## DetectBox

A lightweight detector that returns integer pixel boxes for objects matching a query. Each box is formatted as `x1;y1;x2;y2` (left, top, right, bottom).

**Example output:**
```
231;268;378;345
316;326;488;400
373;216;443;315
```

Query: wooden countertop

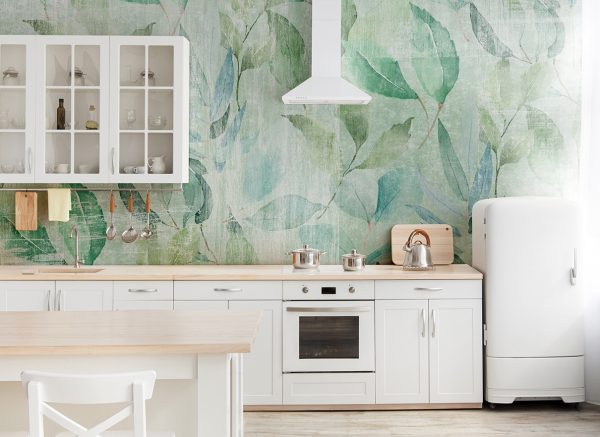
0;310;262;356
0;264;482;281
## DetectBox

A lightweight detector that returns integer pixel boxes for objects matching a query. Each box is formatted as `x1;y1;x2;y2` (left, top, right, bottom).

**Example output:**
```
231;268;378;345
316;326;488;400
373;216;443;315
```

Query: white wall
581;0;600;406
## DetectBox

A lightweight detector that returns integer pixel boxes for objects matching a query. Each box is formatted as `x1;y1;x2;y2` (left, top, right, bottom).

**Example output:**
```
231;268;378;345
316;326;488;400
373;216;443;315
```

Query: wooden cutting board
391;224;454;265
15;192;37;231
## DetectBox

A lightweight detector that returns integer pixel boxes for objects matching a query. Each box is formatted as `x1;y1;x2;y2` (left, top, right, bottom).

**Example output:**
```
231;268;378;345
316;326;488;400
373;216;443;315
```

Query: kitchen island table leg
197;354;231;437
231;353;243;437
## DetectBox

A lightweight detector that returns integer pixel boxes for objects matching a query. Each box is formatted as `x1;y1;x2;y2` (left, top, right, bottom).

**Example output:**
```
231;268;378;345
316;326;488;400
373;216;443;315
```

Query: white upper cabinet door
56;281;113;311
229;300;283;405
0;35;36;183
109;36;189;183
0;281;55;311
376;300;429;404
35;36;110;183
429;299;483;404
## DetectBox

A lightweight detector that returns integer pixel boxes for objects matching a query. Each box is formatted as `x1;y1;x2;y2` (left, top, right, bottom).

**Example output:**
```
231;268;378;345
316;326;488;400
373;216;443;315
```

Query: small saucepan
287;244;326;269
342;249;366;271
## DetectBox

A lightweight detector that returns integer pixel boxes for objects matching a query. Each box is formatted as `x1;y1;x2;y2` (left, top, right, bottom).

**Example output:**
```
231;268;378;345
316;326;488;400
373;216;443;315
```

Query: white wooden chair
20;370;174;437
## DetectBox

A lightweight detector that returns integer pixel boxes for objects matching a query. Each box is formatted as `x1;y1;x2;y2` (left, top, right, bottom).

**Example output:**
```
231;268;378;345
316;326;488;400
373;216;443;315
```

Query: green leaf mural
357;118;413;170
468;144;494;214
216;103;246;171
247;195;323;231
340;106;369;149
211;49;235;122
0;212;57;263
284;115;337;172
131;22;156;36
342;0;358;42
22;19;61;35
373;167;423;223
469;4;514;59
225;219;258;264
438;120;469;201
526;106;567;182
183;159;213;227
479;107;501;153
534;0;565;58
410;3;459;104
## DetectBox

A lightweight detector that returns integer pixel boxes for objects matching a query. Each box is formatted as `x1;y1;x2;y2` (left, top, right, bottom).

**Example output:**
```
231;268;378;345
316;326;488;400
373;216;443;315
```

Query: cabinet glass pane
74;133;99;174
119;133;145;173
299;316;360;359
148;90;172;130
1;44;26;86
120;45;145;87
148;46;173;87
148;133;173;175
74;45;100;87
0;89;25;129
120;90;145;130
74;89;100;130
0;133;25;174
46;133;71;174
46;89;71;130
46;45;71;86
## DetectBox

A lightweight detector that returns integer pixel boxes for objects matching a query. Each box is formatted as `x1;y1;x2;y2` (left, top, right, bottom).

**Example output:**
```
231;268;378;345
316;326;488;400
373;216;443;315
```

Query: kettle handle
405;229;431;247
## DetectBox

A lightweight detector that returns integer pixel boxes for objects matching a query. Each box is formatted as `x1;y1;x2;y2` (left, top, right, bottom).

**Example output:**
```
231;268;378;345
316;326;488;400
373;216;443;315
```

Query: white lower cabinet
376;300;429;404
0;281;55;311
283;373;375;405
56;281;113;311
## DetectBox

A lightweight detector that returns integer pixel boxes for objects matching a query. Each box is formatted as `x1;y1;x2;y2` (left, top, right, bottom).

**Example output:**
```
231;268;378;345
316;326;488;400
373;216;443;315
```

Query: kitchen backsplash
0;0;581;265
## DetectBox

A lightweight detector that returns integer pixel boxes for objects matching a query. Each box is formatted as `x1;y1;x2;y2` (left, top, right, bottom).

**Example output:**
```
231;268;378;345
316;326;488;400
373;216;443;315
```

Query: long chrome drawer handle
414;287;444;291
128;288;159;293
214;288;243;292
286;307;371;313
421;308;426;337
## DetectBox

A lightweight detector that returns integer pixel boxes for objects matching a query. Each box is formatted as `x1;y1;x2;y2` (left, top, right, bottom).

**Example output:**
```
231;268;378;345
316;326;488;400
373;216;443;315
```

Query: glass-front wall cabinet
0;36;35;182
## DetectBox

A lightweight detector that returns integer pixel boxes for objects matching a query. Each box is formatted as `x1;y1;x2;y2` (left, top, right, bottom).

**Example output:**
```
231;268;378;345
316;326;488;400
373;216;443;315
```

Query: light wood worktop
0;310;261;355
0;264;482;281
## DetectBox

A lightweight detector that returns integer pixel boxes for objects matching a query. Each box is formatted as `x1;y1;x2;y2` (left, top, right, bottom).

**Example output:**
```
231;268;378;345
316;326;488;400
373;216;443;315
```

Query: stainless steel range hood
282;0;372;105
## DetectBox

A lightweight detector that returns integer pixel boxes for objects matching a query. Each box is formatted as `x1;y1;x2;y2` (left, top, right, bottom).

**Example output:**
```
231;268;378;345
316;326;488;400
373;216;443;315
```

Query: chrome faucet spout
70;225;83;268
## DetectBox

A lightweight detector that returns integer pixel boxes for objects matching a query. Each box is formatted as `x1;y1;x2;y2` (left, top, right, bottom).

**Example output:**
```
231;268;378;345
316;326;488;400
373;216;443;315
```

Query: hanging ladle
106;191;117;240
140;191;153;240
121;192;139;243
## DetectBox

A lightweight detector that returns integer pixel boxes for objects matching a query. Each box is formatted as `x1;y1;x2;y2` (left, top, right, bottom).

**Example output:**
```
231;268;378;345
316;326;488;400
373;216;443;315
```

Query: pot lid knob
351;249;357;255
303;244;310;249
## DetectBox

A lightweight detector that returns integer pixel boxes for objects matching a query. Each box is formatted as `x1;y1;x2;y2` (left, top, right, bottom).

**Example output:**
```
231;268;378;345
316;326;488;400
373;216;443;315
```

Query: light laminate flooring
244;403;600;436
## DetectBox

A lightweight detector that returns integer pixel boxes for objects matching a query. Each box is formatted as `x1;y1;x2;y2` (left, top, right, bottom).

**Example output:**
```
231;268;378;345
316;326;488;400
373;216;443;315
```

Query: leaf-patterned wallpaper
0;0;581;265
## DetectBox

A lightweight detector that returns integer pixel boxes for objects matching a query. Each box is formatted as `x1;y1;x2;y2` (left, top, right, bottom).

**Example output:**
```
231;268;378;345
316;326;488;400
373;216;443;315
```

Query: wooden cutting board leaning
15;192;38;231
391;224;454;265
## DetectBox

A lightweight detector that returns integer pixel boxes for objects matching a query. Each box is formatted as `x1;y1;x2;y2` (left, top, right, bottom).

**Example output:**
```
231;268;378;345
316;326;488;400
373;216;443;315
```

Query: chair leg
133;382;147;437
27;382;44;437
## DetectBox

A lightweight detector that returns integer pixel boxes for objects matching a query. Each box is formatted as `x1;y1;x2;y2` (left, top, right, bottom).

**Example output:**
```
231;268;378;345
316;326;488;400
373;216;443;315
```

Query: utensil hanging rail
0;185;183;193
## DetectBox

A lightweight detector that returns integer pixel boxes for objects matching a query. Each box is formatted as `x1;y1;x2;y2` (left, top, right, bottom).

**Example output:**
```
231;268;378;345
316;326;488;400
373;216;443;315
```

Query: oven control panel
284;281;374;300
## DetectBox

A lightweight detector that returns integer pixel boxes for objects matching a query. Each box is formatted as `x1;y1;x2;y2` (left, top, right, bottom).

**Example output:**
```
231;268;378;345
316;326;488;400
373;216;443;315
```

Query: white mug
123;166;134;174
133;166;146;174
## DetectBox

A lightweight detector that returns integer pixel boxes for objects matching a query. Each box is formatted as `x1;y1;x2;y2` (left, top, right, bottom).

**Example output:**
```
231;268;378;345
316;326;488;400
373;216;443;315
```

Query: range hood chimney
282;0;372;105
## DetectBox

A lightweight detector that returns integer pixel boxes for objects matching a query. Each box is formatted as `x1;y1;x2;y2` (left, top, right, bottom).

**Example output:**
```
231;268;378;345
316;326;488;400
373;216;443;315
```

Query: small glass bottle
85;105;98;130
56;99;66;130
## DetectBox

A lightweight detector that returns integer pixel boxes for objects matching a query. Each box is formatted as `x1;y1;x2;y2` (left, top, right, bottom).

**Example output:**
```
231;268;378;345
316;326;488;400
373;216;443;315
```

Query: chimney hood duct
282;0;372;105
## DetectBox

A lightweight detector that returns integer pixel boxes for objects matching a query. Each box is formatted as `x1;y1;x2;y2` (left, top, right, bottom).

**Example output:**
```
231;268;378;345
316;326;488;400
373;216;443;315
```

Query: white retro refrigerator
472;197;585;404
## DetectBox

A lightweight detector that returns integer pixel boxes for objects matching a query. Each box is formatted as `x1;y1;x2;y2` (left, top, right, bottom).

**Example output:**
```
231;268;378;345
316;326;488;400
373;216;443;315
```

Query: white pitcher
148;155;166;174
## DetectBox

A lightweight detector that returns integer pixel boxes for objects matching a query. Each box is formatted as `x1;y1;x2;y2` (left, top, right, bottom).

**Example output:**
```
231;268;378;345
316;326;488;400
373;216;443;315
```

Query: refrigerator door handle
570;248;577;286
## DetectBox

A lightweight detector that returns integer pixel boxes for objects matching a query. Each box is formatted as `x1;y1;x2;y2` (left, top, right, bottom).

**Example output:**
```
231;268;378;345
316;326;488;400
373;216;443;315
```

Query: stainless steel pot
402;229;434;270
287;244;326;269
342;249;366;271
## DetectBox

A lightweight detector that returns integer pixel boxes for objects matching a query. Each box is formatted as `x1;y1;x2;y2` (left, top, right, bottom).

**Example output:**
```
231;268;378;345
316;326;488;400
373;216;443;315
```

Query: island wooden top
0;264;482;281
0;310;261;356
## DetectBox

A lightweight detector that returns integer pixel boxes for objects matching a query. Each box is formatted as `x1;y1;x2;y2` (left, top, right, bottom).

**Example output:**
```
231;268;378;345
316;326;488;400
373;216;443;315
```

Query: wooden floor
245;403;600;436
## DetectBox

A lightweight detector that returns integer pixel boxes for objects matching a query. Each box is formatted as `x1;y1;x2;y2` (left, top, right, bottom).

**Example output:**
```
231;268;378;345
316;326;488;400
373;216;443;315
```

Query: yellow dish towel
47;188;72;222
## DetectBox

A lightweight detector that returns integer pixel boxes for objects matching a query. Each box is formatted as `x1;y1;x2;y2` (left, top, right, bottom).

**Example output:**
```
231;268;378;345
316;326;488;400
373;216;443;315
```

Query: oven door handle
286;306;371;313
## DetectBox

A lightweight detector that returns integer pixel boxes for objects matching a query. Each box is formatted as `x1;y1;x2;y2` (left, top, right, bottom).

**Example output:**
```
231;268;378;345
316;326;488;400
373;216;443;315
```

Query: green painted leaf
410;3;459;104
243;150;283;201
210;49;235;122
438;120;469;201
343;46;418;100
342;0;358;41
533;0;565;58
478;107;501;153
247;195;322;231
299;224;335;253
335;175;377;222
121;0;161;4
0;215;57;263
373;167;423;223
469;3;514;59
166;229;197;265
210;105;230;139
366;243;392;265
526;106;566;182
220;12;243;56
216;103;246;171
468;144;494;213
117;184;161;224
488;59;514;111
183;159;213;227
340;106;368;149
357;118;413;170
500;135;529;167
283;115;337;172
225;219;258;264
22;19;61;35
241;41;273;73
267;11;309;90
407;204;461;237
520;62;552;105
131;22;155;36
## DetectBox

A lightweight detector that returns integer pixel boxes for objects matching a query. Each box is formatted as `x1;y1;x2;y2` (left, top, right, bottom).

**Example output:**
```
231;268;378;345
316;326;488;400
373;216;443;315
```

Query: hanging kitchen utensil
140;191;153;240
121;192;139;243
15;192;37;231
106;191;117;240
402;229;434;271
342;249;366;271
287;244;326;269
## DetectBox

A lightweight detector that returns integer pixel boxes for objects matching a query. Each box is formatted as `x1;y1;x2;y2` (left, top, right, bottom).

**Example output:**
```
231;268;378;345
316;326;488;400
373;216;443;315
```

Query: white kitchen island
0;310;261;436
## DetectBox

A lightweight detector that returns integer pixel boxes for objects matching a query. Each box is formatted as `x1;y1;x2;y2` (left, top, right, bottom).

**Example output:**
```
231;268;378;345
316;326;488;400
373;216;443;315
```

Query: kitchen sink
36;267;105;274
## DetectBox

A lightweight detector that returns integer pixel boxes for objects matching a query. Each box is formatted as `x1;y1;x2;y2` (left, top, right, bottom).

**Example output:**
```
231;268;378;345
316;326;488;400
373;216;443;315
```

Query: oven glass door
283;301;375;372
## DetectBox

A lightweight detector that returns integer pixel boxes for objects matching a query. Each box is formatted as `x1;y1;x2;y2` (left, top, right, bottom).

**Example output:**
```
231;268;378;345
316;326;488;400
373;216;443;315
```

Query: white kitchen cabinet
55;281;113;311
174;301;228;310
115;300;173;310
0;35;37;182
429;299;483;404
376;300;429;404
0;281;54;311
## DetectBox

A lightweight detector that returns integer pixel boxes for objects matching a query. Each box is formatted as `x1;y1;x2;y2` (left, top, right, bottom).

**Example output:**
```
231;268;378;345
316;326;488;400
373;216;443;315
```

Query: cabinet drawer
376;280;481;300
283;281;374;300
283;373;375;405
174;281;282;300
114;281;173;301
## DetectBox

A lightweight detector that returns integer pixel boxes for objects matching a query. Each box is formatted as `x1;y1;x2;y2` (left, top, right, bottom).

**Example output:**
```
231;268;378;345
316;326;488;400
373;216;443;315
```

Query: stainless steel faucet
70;225;84;268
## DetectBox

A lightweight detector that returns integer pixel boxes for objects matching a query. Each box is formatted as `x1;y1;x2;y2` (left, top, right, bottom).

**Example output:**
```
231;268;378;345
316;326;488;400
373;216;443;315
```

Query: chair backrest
21;370;156;437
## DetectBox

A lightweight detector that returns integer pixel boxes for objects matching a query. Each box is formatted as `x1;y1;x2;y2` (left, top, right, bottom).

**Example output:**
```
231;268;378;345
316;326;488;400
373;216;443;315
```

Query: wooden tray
391;224;454;265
